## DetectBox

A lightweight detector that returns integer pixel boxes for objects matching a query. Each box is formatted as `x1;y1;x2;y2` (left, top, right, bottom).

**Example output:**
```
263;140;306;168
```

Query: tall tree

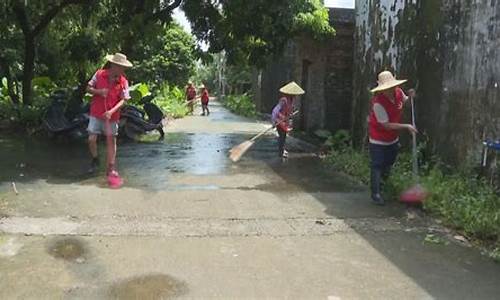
10;0;88;105
183;0;334;66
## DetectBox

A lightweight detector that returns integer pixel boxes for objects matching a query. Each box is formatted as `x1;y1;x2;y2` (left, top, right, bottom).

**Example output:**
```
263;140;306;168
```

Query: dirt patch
108;273;188;299
48;238;86;261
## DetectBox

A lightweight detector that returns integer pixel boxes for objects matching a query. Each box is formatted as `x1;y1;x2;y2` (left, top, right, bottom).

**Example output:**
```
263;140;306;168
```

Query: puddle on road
48;238;86;261
108;274;188;299
0;131;362;193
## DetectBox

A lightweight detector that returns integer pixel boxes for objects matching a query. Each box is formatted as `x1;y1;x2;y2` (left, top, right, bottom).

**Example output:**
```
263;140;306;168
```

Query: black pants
202;103;210;115
277;127;287;157
369;143;399;196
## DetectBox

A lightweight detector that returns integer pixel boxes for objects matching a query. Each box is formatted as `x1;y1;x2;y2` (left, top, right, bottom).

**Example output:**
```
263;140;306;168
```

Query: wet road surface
0;101;499;299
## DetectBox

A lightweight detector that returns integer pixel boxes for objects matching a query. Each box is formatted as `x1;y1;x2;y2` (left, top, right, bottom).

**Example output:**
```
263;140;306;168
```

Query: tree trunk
22;35;35;106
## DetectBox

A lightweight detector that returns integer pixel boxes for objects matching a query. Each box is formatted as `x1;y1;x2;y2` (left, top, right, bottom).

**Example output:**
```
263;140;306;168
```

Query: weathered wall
353;0;500;164
253;8;355;133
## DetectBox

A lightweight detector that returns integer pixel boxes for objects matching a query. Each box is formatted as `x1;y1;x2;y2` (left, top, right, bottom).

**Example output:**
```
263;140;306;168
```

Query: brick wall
252;8;355;133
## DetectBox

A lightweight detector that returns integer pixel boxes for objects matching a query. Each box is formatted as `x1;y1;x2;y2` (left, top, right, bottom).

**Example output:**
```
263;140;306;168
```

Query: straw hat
370;71;407;93
279;81;305;95
105;53;133;68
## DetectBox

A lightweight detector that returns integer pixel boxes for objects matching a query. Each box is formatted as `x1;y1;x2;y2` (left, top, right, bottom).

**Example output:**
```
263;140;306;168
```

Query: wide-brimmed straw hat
370;71;407;93
105;53;133;68
279;81;305;96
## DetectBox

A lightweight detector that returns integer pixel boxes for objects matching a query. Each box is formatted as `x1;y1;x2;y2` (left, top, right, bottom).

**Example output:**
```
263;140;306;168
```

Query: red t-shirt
201;89;209;104
88;69;129;121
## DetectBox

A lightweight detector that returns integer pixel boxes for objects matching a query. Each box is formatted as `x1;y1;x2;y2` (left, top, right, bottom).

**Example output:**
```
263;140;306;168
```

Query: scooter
42;90;89;140
119;96;165;140
43;92;165;141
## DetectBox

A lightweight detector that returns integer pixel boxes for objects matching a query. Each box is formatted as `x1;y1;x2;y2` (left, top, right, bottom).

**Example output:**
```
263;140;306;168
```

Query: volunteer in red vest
271;81;305;158
185;82;196;114
86;53;132;175
200;85;210;116
368;71;417;205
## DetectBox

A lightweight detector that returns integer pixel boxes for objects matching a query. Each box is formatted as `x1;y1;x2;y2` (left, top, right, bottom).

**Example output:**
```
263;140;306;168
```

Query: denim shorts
87;116;119;136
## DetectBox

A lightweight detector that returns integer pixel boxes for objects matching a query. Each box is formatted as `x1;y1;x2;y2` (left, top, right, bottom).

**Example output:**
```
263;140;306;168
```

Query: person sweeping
368;71;417;205
271;81;305;158
228;81;304;163
86;53;132;184
185;81;196;114
200;85;210;116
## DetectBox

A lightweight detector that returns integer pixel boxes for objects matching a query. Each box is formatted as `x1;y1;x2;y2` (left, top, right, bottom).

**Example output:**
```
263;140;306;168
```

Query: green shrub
152;83;188;119
0;77;53;130
222;93;258;118
325;140;500;249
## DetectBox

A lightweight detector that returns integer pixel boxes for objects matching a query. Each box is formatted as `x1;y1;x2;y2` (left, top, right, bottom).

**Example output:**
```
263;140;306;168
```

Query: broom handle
410;96;418;179
250;110;299;142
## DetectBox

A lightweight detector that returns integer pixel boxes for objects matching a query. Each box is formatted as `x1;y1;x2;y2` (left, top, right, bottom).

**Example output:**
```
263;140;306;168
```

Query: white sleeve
402;90;409;102
121;80;130;100
88;72;98;87
373;103;389;123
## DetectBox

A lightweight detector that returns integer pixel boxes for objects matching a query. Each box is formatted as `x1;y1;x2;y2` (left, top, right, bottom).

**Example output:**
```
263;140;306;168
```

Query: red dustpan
400;96;427;204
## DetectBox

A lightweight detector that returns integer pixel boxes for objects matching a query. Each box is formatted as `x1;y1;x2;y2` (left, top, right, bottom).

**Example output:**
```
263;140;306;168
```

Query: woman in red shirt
271;82;305;158
368;71;417;205
185;82;196;114
200;85;210;116
86;53;132;175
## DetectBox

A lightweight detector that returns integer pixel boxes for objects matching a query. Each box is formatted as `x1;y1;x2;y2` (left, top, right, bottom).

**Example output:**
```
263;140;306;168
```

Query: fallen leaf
454;235;468;243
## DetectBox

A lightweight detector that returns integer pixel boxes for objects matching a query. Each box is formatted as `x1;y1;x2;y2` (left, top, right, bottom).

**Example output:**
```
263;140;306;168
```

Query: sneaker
87;157;99;174
371;193;385;206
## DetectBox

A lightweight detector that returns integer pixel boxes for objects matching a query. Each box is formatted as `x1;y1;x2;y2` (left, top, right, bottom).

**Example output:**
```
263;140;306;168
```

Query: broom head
400;183;428;204
229;140;255;162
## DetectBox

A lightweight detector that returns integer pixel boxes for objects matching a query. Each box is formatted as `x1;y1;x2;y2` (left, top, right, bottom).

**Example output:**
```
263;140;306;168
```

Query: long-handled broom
104;98;124;189
229;111;298;162
400;95;428;203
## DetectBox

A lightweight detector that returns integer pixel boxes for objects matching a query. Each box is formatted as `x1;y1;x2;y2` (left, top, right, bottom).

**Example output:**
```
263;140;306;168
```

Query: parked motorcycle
43;92;165;140
120;96;165;140
42;90;89;140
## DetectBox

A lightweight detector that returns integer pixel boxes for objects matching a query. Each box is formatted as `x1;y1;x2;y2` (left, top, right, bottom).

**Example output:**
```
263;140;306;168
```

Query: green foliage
490;248;500;262
0;76;54;130
324;130;352;151
152;84;188;119
183;0;335;66
129;23;197;87
222;93;258;118
294;0;336;40
423;233;449;245
128;83;150;104
325;147;371;184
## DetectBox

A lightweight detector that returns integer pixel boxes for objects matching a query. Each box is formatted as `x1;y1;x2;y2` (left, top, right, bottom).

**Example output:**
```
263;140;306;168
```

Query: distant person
200;85;210;116
185;82;196;114
271;81;305;158
86;53;132;176
368;70;417;205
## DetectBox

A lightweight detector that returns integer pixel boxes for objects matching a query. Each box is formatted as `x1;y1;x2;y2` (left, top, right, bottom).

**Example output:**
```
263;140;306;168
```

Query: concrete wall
352;0;500;164
253;8;355;133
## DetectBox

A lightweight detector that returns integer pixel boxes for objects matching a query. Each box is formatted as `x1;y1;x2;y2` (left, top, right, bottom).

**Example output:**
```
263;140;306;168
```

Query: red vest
90;69;127;121
201;89;209;104
368;88;404;143
186;86;196;100
277;97;293;132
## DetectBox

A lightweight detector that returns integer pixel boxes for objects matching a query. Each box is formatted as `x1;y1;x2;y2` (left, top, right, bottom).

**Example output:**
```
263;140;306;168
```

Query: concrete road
0;101;499;299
